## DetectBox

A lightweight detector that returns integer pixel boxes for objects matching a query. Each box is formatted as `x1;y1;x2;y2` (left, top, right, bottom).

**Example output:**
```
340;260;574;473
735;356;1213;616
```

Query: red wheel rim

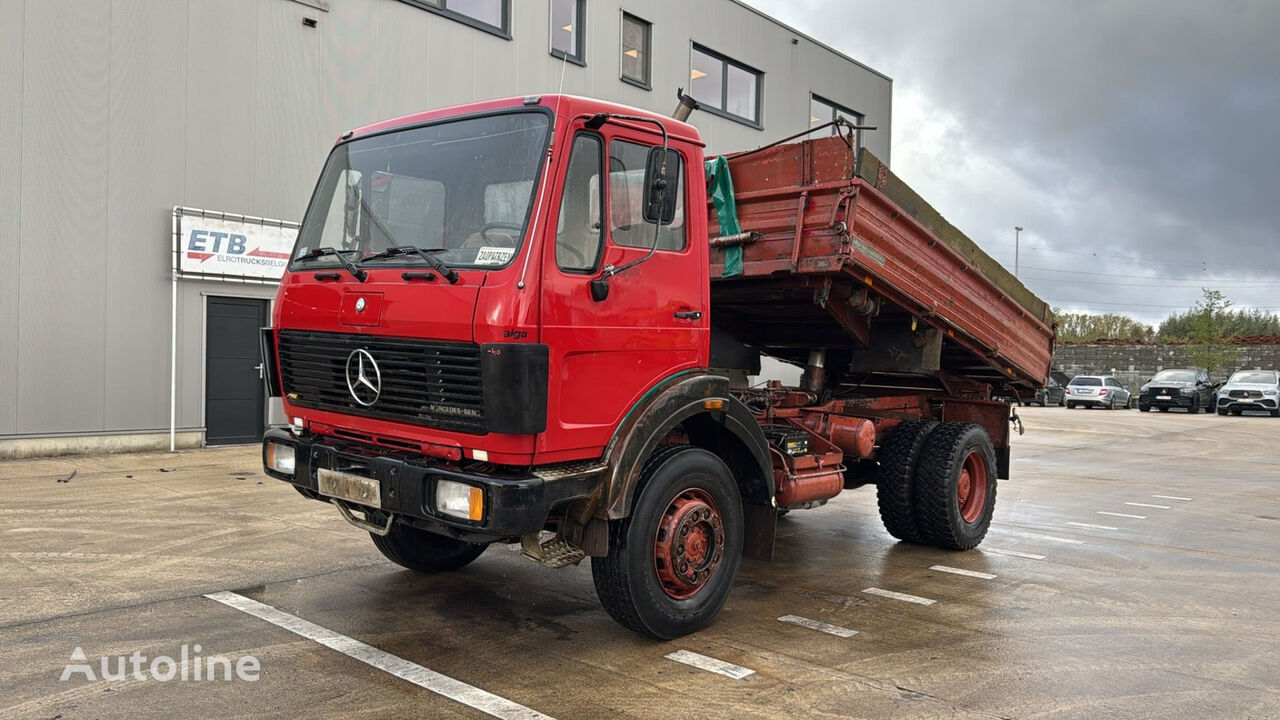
653;488;724;600
957;450;989;523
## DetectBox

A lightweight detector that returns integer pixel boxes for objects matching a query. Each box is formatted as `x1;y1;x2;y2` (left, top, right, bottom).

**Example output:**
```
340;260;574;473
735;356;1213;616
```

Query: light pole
1014;226;1023;278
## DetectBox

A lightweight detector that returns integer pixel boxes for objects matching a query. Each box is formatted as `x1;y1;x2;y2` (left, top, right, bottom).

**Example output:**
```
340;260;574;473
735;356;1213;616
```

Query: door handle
673;310;702;320
254;363;264;379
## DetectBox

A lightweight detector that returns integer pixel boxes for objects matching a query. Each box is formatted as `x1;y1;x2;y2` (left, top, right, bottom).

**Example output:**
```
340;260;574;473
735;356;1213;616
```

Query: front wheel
371;522;488;573
1140;405;1151;412
913;423;998;550
591;447;743;639
1217;408;1228;416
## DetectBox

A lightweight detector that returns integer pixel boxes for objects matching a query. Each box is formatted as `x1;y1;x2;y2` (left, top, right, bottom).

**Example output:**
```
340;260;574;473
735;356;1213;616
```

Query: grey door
205;297;268;445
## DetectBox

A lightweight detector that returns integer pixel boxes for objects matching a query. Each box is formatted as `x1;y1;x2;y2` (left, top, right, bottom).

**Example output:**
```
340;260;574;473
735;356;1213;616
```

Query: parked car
1138;368;1217;413
1024;370;1070;406
1215;369;1280;417
1065;375;1131;409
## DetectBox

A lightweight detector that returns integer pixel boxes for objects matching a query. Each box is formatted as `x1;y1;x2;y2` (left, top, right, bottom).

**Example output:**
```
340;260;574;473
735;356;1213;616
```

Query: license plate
1157;395;1172;400
1239;398;1254;403
317;468;381;507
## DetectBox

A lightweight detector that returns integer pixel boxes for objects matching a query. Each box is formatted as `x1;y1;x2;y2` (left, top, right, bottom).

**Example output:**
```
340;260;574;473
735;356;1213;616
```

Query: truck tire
875;420;939;544
591;446;743;639
371;522;488;573
913;423;997;551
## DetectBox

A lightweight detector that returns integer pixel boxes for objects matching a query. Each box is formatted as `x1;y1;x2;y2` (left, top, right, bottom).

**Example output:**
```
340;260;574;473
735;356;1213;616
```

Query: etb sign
175;209;298;282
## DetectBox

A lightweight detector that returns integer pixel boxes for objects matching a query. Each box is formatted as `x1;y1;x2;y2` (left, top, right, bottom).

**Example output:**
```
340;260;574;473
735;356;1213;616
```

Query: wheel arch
599;372;774;524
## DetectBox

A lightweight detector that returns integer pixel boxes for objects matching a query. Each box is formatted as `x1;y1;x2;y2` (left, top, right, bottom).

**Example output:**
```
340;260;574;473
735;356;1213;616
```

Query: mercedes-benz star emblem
355;297;366;312
345;349;381;406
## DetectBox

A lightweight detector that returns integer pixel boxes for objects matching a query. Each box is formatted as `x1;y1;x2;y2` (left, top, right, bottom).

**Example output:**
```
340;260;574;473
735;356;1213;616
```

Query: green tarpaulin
705;156;742;278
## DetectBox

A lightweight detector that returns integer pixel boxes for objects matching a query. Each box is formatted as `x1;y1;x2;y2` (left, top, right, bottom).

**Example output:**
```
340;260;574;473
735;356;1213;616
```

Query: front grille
1228;389;1263;399
1149;386;1178;396
277;330;486;434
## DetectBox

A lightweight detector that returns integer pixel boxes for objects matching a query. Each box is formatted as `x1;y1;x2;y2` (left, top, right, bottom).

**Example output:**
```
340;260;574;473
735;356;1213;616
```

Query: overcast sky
744;0;1280;326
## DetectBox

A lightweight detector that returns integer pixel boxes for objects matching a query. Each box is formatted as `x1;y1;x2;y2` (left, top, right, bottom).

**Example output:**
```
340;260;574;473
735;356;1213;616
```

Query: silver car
1216;370;1280;417
1065;375;1132;410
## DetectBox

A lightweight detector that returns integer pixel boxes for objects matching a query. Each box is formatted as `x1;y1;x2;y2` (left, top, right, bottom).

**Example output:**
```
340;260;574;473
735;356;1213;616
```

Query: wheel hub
957;450;988;523
653;489;724;600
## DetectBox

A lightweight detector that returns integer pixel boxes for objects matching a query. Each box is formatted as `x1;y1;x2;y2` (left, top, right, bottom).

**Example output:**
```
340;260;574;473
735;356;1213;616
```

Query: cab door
538;123;708;461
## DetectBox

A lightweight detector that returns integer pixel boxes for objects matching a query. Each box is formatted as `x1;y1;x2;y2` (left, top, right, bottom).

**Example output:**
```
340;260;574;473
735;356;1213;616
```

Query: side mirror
642;147;680;225
590;278;610;302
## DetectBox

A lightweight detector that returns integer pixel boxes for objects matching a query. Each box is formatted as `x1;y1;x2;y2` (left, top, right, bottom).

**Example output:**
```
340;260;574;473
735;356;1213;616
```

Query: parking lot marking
664;650;755;680
1125;502;1170;509
777;615;859;637
1098;511;1147;519
930;565;997;580
1152;494;1193;502
983;548;1046;560
1026;533;1085;545
204;592;555;720
862;587;937;606
1067;521;1120;531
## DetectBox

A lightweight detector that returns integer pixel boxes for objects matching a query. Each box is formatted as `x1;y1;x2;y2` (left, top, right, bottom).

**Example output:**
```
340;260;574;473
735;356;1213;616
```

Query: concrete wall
0;0;893;444
1054;343;1280;390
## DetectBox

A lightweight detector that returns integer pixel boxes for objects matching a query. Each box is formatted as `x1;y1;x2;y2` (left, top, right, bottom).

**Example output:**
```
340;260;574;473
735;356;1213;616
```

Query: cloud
743;0;1280;324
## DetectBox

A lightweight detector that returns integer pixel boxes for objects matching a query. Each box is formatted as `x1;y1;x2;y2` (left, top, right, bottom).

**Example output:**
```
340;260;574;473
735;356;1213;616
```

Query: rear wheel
875;420;939;543
1066;402;1075;409
371;522;488;573
913;423;997;550
591;446;743;639
1205;402;1215;414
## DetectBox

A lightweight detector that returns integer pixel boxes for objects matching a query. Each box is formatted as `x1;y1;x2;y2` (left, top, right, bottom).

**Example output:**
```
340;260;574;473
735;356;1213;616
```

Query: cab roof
340;95;705;147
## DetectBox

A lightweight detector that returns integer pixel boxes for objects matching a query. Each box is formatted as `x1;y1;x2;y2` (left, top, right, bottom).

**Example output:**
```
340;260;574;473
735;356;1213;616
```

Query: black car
1023;371;1070;407
1138;368;1218;413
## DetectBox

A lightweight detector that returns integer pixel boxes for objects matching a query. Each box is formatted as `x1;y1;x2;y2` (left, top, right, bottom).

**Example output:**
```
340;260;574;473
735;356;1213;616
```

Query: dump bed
707;135;1055;392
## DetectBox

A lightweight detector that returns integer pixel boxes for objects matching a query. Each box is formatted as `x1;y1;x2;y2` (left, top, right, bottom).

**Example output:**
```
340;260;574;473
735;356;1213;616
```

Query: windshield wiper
363;245;460;284
294;247;367;282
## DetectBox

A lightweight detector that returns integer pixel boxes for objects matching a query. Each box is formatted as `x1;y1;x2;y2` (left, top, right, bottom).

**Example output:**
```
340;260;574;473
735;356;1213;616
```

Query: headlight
436;479;484;522
1140;384;1150;393
1265;390;1278;396
266;442;296;475
1180;387;1195;396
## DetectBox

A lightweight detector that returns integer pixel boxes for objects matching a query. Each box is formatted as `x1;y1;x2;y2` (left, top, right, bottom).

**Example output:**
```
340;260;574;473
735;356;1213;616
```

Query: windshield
1070;377;1102;386
1229;371;1276;384
1152;370;1195;383
292;110;551;271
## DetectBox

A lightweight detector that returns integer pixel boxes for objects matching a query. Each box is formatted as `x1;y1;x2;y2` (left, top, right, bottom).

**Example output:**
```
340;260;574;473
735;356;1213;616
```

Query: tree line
1054;289;1280;344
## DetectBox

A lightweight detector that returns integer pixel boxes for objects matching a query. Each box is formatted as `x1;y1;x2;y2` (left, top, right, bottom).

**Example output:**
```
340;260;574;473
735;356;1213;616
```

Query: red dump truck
260;94;1055;639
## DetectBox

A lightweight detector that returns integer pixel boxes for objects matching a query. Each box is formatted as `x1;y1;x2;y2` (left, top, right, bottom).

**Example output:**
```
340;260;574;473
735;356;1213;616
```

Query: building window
689;44;762;128
399;0;510;39
620;13;651;89
550;0;585;65
809;94;864;148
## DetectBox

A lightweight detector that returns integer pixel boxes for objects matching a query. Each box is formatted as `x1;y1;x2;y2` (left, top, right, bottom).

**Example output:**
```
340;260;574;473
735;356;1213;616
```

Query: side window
608;139;685;251
556;134;604;272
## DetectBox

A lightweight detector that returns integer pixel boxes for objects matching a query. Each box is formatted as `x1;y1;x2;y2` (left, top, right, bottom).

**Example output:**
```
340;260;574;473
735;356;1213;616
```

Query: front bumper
261;428;600;542
1139;393;1194;409
1216;396;1278;412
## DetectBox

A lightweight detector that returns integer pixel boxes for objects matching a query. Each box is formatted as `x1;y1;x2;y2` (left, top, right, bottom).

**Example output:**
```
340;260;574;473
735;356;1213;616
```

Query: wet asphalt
1;405;1277;719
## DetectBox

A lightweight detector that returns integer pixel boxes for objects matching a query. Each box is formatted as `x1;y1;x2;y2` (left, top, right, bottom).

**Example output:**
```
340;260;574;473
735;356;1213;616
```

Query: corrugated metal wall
0;0;892;440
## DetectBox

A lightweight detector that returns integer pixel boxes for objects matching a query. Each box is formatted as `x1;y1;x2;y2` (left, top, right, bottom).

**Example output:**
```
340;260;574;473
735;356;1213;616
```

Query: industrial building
0;0;892;456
